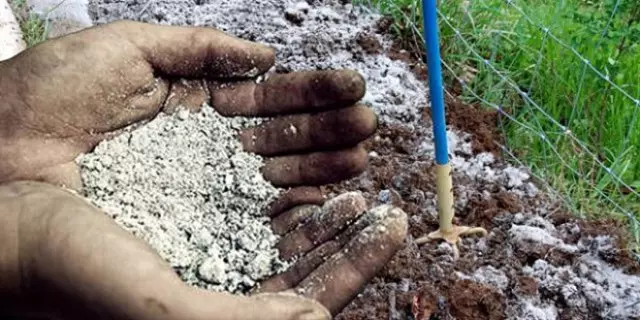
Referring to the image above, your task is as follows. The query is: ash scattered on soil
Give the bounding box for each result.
[76,105,286,294]
[84,0,640,319]
[331,122,640,320]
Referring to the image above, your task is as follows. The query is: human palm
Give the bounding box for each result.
[0,21,407,319]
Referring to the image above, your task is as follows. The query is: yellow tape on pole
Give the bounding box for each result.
[435,163,454,233]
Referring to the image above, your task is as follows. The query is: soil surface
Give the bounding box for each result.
[83,0,640,319]
[327,10,640,320]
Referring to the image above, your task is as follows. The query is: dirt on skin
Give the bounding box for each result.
[82,1,640,319]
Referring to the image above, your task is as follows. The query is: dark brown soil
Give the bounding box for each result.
[331,14,640,320]
[328,120,511,320]
[564,215,640,275]
[329,16,530,320]
[545,208,640,274]
[375,16,394,34]
[514,276,538,296]
[383,30,502,157]
[440,96,503,156]
[447,279,506,320]
[464,191,522,231]
[356,32,382,55]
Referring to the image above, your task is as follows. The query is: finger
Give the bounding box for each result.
[271,204,321,236]
[32,161,83,192]
[9,182,330,320]
[262,145,368,187]
[293,205,408,316]
[240,105,377,156]
[5,181,198,319]
[162,79,209,114]
[209,70,366,117]
[267,186,325,218]
[177,289,331,320]
[276,192,367,261]
[257,209,371,293]
[120,76,172,126]
[109,21,275,78]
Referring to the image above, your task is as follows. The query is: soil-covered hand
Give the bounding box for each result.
[0,20,376,190]
[0,21,408,319]
[0,181,407,320]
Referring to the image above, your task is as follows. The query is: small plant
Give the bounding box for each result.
[19,12,48,46]
[11,0,69,47]
[11,0,48,47]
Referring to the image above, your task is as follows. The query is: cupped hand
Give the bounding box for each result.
[0,181,407,320]
[0,20,409,319]
[0,20,375,192]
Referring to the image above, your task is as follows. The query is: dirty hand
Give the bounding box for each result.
[0,21,375,189]
[0,181,407,319]
[0,20,408,319]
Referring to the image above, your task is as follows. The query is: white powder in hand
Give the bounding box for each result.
[76,104,287,294]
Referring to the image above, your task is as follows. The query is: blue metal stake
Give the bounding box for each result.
[416,0,487,257]
[422,0,448,166]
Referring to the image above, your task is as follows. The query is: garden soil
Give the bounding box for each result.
[83,0,640,319]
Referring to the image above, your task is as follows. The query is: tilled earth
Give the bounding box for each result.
[85,0,640,319]
[330,26,640,320]
[328,114,640,320]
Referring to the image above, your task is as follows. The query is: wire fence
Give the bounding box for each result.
[356,0,640,249]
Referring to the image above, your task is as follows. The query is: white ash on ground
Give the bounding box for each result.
[415,123,640,319]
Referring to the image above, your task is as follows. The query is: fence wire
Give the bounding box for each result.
[355,0,640,249]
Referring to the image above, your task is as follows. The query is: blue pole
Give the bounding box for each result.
[422,0,448,165]
[417,0,488,250]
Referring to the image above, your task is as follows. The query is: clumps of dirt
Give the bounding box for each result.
[577,219,640,275]
[374,16,393,34]
[515,276,539,296]
[548,210,640,275]
[356,32,382,54]
[464,191,522,231]
[284,1,310,25]
[441,96,503,156]
[446,279,506,320]
[377,17,503,156]
[332,118,640,320]
[76,105,287,294]
[413,85,504,156]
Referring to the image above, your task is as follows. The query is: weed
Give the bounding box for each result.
[10,0,70,47]
[10,0,48,47]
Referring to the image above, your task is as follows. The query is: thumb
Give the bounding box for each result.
[107,20,275,79]
[172,288,331,320]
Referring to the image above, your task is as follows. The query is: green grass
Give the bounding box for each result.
[11,0,50,47]
[356,0,640,244]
